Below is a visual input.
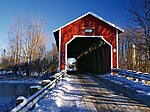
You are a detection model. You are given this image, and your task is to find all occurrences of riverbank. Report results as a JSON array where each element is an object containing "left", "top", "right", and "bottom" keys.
[{"left": 0, "top": 75, "right": 45, "bottom": 84}]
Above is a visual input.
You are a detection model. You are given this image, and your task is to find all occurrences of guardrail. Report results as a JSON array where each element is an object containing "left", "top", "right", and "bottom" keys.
[
  {"left": 112, "top": 69, "right": 150, "bottom": 85},
  {"left": 11, "top": 71, "right": 66, "bottom": 112}
]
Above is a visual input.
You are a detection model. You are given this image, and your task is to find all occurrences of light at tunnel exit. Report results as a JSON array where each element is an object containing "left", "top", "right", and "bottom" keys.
[{"left": 67, "top": 58, "right": 77, "bottom": 71}]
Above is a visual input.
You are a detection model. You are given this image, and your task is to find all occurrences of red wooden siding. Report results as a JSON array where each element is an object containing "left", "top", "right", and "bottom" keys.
[{"left": 60, "top": 14, "right": 117, "bottom": 70}]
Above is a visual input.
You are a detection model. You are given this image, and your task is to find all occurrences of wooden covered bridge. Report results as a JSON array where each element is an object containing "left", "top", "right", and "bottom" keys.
[{"left": 53, "top": 12, "right": 124, "bottom": 74}]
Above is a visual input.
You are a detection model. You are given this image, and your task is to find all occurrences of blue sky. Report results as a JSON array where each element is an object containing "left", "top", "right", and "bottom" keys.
[{"left": 0, "top": 0, "right": 130, "bottom": 51}]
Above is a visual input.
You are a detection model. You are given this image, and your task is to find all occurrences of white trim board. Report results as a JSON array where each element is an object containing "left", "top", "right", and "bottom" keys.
[
  {"left": 53, "top": 12, "right": 124, "bottom": 33},
  {"left": 116, "top": 30, "right": 119, "bottom": 69},
  {"left": 58, "top": 29, "right": 61, "bottom": 71},
  {"left": 65, "top": 35, "right": 113, "bottom": 70}
]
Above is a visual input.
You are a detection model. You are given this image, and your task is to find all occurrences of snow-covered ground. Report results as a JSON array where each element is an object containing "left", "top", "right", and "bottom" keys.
[
  {"left": 0, "top": 79, "right": 41, "bottom": 84},
  {"left": 0, "top": 76, "right": 42, "bottom": 84},
  {"left": 32, "top": 75, "right": 98, "bottom": 112},
  {"left": 32, "top": 73, "right": 150, "bottom": 112},
  {"left": 103, "top": 73, "right": 150, "bottom": 96}
]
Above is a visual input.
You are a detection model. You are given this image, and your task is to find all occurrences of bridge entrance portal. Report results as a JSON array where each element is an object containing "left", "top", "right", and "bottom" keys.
[{"left": 66, "top": 36, "right": 112, "bottom": 73}]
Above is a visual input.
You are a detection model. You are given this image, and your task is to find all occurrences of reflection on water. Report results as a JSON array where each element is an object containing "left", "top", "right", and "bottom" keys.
[{"left": 0, "top": 82, "right": 38, "bottom": 111}]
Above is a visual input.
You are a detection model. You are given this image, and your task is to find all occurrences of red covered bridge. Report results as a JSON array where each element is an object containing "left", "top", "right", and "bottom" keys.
[{"left": 53, "top": 12, "right": 124, "bottom": 73}]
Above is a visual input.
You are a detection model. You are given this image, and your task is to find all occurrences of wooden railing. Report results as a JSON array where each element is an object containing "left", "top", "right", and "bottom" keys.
[
  {"left": 112, "top": 69, "right": 150, "bottom": 85},
  {"left": 11, "top": 71, "right": 66, "bottom": 112}
]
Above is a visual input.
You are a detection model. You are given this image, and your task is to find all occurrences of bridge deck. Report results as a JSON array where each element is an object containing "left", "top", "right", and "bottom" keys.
[{"left": 32, "top": 72, "right": 150, "bottom": 112}]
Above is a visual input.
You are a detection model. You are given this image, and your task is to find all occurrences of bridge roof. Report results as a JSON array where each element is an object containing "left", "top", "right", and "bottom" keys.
[
  {"left": 53, "top": 12, "right": 124, "bottom": 33},
  {"left": 53, "top": 12, "right": 124, "bottom": 50}
]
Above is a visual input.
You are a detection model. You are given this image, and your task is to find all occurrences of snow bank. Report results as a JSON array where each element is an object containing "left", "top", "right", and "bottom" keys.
[
  {"left": 0, "top": 80, "right": 40, "bottom": 84},
  {"left": 0, "top": 77, "right": 41, "bottom": 84},
  {"left": 103, "top": 73, "right": 150, "bottom": 96}
]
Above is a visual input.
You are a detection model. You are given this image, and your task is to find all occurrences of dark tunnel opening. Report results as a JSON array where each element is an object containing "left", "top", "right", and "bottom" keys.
[{"left": 66, "top": 37, "right": 111, "bottom": 74}]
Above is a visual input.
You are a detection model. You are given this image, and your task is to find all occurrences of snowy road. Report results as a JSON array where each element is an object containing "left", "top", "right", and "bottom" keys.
[{"left": 32, "top": 72, "right": 150, "bottom": 112}]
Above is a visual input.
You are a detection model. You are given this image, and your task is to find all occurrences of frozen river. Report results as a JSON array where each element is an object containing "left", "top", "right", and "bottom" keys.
[{"left": 0, "top": 82, "right": 38, "bottom": 111}]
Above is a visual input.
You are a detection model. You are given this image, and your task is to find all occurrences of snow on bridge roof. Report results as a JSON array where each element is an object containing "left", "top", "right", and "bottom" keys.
[{"left": 53, "top": 12, "right": 124, "bottom": 33}]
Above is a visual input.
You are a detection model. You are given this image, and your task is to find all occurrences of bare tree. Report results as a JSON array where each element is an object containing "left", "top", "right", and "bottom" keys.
[
  {"left": 125, "top": 0, "right": 150, "bottom": 72},
  {"left": 45, "top": 44, "right": 58, "bottom": 72},
  {"left": 119, "top": 29, "right": 133, "bottom": 69},
  {"left": 8, "top": 14, "right": 49, "bottom": 75}
]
